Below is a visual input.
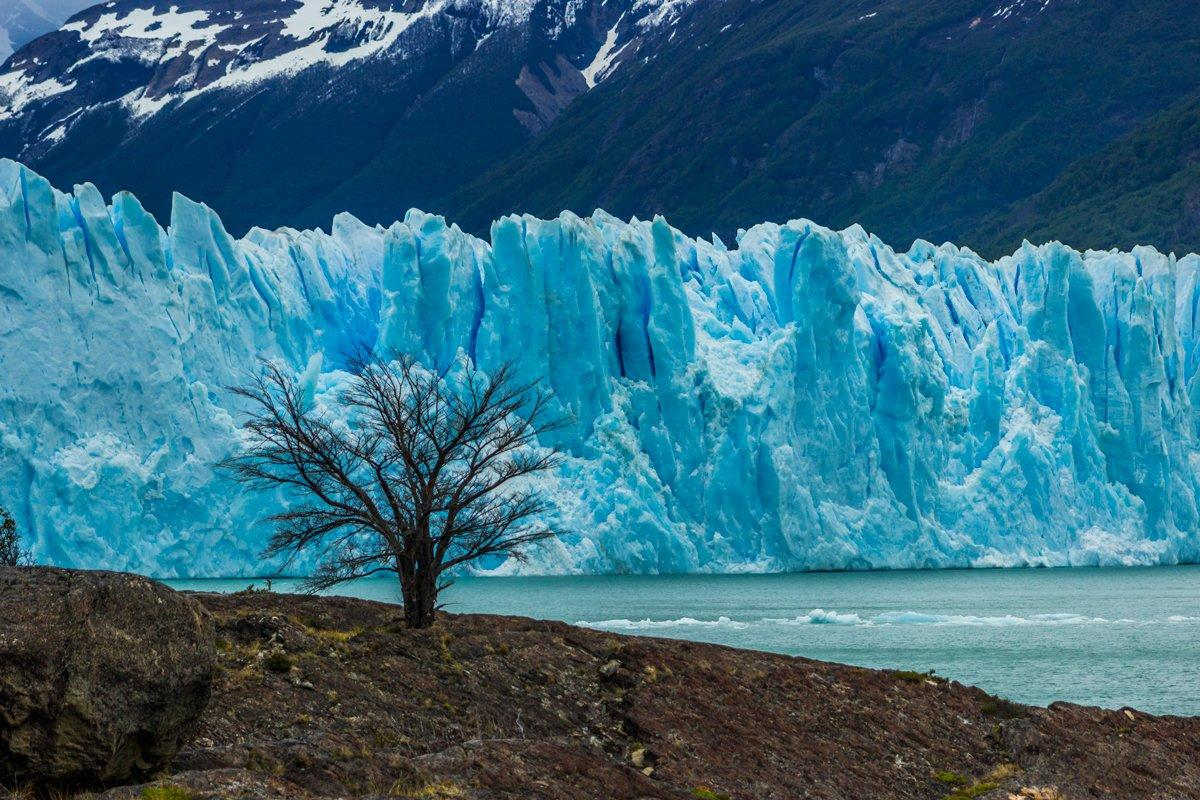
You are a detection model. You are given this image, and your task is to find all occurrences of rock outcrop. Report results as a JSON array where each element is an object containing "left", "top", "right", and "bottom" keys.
[{"left": 0, "top": 567, "right": 215, "bottom": 787}]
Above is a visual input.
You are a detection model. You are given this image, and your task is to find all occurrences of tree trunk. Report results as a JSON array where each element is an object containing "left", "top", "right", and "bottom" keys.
[{"left": 400, "top": 561, "right": 438, "bottom": 629}]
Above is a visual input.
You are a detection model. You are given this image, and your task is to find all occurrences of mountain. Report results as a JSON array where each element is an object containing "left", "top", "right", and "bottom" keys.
[
  {"left": 2, "top": 0, "right": 1200, "bottom": 253},
  {"left": 446, "top": 0, "right": 1200, "bottom": 256},
  {"left": 1, "top": 160, "right": 1198, "bottom": 577},
  {"left": 0, "top": 0, "right": 692, "bottom": 235},
  {"left": 0, "top": 0, "right": 92, "bottom": 61},
  {"left": 976, "top": 92, "right": 1200, "bottom": 255}
]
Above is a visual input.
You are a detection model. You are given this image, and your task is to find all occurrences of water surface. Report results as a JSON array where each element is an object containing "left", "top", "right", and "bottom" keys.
[{"left": 170, "top": 566, "right": 1200, "bottom": 715}]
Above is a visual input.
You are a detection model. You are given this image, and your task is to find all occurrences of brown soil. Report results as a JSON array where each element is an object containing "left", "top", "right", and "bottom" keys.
[{"left": 96, "top": 591, "right": 1200, "bottom": 800}]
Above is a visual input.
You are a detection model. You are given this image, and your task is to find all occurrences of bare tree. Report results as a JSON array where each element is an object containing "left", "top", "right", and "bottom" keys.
[
  {"left": 220, "top": 350, "right": 564, "bottom": 628},
  {"left": 0, "top": 505, "right": 27, "bottom": 567}
]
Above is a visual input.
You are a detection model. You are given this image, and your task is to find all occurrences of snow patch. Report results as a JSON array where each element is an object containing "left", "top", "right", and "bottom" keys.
[{"left": 581, "top": 13, "right": 626, "bottom": 88}]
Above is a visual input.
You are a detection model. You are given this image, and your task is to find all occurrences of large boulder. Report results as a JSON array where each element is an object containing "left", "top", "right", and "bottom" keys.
[{"left": 0, "top": 567, "right": 215, "bottom": 787}]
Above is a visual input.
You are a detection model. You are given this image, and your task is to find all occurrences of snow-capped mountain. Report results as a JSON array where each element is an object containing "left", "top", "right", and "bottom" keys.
[
  {"left": 1, "top": 0, "right": 682, "bottom": 133},
  {"left": 2, "top": 159, "right": 1199, "bottom": 577},
  {"left": 0, "top": 0, "right": 693, "bottom": 234},
  {"left": 0, "top": 0, "right": 93, "bottom": 61}
]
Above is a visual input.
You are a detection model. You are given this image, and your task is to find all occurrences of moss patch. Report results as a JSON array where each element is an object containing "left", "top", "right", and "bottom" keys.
[{"left": 140, "top": 787, "right": 194, "bottom": 800}]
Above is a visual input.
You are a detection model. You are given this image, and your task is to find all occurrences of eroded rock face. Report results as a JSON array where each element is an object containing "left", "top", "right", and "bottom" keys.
[{"left": 0, "top": 567, "right": 215, "bottom": 787}]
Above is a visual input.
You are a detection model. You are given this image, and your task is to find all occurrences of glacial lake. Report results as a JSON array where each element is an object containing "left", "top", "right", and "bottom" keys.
[{"left": 169, "top": 565, "right": 1200, "bottom": 716}]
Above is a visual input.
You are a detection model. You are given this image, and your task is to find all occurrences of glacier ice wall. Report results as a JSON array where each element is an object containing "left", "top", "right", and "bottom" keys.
[{"left": 1, "top": 159, "right": 1198, "bottom": 576}]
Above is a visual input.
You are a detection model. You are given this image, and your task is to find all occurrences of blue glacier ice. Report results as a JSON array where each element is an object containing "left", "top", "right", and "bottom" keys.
[{"left": 0, "top": 159, "right": 1198, "bottom": 577}]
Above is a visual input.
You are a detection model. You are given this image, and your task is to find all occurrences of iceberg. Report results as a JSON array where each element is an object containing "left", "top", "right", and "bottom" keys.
[{"left": 0, "top": 159, "right": 1198, "bottom": 577}]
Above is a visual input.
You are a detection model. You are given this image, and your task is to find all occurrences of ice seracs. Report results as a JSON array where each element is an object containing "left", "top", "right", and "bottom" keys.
[{"left": 0, "top": 159, "right": 1198, "bottom": 576}]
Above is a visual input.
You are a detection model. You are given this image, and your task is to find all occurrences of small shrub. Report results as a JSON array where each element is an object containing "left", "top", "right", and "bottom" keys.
[
  {"left": 263, "top": 650, "right": 294, "bottom": 673},
  {"left": 692, "top": 788, "right": 731, "bottom": 800},
  {"left": 237, "top": 579, "right": 275, "bottom": 594},
  {"left": 0, "top": 505, "right": 28, "bottom": 567},
  {"left": 980, "top": 696, "right": 1026, "bottom": 719}
]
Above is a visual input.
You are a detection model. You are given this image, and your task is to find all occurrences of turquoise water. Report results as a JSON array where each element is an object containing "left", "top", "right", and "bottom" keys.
[{"left": 170, "top": 566, "right": 1200, "bottom": 716}]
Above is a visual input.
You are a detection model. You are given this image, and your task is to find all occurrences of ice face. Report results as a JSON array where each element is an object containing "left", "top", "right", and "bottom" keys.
[{"left": 0, "top": 159, "right": 1197, "bottom": 577}]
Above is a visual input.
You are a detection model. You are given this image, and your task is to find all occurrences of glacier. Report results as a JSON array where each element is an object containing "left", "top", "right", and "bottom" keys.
[{"left": 0, "top": 158, "right": 1198, "bottom": 577}]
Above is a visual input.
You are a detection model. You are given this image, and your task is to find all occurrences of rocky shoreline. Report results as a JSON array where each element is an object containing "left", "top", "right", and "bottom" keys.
[
  {"left": 4, "top": 572, "right": 1200, "bottom": 799},
  {"left": 102, "top": 592, "right": 1200, "bottom": 798}
]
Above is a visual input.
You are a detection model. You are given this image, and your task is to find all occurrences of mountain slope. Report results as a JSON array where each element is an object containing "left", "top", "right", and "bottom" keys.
[
  {"left": 0, "top": 0, "right": 688, "bottom": 234},
  {"left": 977, "top": 92, "right": 1200, "bottom": 255},
  {"left": 446, "top": 0, "right": 1200, "bottom": 255}
]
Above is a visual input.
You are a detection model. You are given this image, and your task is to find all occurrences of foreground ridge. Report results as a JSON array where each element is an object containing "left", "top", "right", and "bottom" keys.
[
  {"left": 97, "top": 590, "right": 1200, "bottom": 799},
  {"left": 0, "top": 159, "right": 1199, "bottom": 575}
]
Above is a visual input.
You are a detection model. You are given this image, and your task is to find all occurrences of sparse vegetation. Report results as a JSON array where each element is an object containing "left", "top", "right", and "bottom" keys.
[
  {"left": 944, "top": 782, "right": 999, "bottom": 800},
  {"left": 1, "top": 785, "right": 95, "bottom": 800},
  {"left": 987, "top": 765, "right": 1020, "bottom": 782},
  {"left": 140, "top": 786, "right": 195, "bottom": 800},
  {"left": 1008, "top": 788, "right": 1064, "bottom": 800},
  {"left": 389, "top": 779, "right": 466, "bottom": 798},
  {"left": 934, "top": 771, "right": 970, "bottom": 786},
  {"left": 937, "top": 765, "right": 1021, "bottom": 800}
]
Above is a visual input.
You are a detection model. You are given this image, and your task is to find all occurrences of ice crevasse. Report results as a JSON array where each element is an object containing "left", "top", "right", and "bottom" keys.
[{"left": 0, "top": 159, "right": 1198, "bottom": 576}]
